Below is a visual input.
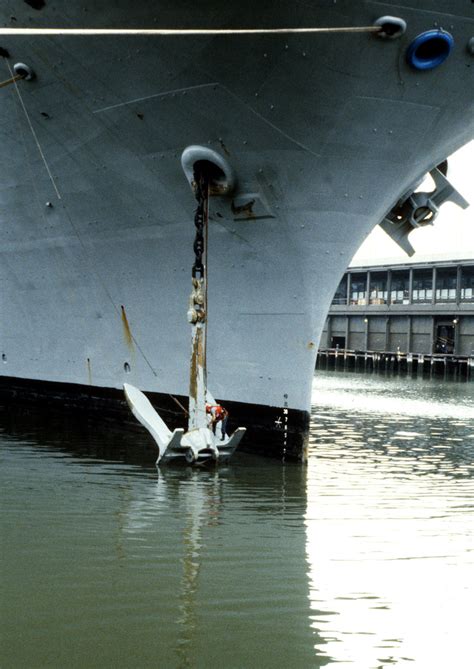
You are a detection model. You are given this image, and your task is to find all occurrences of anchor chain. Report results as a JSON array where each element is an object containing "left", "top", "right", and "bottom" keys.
[
  {"left": 192, "top": 169, "right": 208, "bottom": 280},
  {"left": 188, "top": 166, "right": 210, "bottom": 433},
  {"left": 122, "top": 159, "right": 245, "bottom": 460},
  {"left": 188, "top": 167, "right": 209, "bottom": 325}
]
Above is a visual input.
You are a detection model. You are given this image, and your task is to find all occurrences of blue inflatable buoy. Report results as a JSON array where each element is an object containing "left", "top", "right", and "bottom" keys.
[{"left": 406, "top": 30, "right": 454, "bottom": 70}]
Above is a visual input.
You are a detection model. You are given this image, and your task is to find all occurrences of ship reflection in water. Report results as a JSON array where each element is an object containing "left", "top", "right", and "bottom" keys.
[{"left": 1, "top": 373, "right": 473, "bottom": 668}]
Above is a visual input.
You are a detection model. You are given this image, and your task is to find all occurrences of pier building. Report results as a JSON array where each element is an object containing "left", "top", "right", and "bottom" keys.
[{"left": 318, "top": 259, "right": 474, "bottom": 379}]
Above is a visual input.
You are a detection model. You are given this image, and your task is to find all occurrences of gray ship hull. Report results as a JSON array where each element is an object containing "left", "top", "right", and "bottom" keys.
[{"left": 0, "top": 1, "right": 473, "bottom": 458}]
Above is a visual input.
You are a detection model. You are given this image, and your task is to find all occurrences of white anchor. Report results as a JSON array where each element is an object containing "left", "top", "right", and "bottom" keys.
[{"left": 124, "top": 168, "right": 245, "bottom": 465}]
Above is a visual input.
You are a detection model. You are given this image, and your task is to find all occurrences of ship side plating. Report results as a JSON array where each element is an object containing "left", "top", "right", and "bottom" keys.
[{"left": 0, "top": 1, "right": 473, "bottom": 458}]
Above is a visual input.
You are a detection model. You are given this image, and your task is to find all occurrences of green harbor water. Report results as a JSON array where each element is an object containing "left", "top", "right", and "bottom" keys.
[{"left": 1, "top": 372, "right": 474, "bottom": 668}]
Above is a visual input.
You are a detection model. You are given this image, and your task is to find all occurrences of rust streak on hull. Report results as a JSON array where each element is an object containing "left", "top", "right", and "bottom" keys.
[{"left": 121, "top": 305, "right": 134, "bottom": 350}]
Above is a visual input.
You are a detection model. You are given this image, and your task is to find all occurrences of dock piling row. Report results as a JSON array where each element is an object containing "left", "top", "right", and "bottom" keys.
[{"left": 317, "top": 348, "right": 472, "bottom": 381}]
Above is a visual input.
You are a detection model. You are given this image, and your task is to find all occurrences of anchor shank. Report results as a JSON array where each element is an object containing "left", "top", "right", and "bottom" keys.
[
  {"left": 188, "top": 168, "right": 209, "bottom": 431},
  {"left": 189, "top": 320, "right": 207, "bottom": 430}
]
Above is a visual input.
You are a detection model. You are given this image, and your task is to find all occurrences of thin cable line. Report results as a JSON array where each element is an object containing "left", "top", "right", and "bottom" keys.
[
  {"left": 4, "top": 63, "right": 188, "bottom": 415},
  {"left": 0, "top": 73, "right": 24, "bottom": 88},
  {"left": 6, "top": 60, "right": 62, "bottom": 200},
  {"left": 0, "top": 26, "right": 381, "bottom": 36},
  {"left": 6, "top": 64, "right": 161, "bottom": 383},
  {"left": 5, "top": 63, "right": 162, "bottom": 382},
  {"left": 59, "top": 208, "right": 161, "bottom": 380}
]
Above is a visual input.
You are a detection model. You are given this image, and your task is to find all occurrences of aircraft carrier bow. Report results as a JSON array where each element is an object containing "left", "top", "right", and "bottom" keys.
[{"left": 0, "top": 1, "right": 472, "bottom": 459}]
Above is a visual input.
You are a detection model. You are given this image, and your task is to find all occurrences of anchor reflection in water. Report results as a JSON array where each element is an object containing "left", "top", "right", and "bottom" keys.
[{"left": 171, "top": 470, "right": 223, "bottom": 667}]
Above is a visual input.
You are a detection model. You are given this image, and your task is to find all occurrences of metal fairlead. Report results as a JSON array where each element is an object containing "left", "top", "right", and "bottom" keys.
[
  {"left": 373, "top": 16, "right": 407, "bottom": 39},
  {"left": 380, "top": 166, "right": 469, "bottom": 256},
  {"left": 0, "top": 62, "right": 35, "bottom": 89}
]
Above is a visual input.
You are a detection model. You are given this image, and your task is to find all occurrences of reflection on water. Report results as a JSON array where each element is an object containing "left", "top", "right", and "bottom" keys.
[
  {"left": 1, "top": 373, "right": 473, "bottom": 668},
  {"left": 0, "top": 413, "right": 312, "bottom": 669},
  {"left": 307, "top": 373, "right": 474, "bottom": 668}
]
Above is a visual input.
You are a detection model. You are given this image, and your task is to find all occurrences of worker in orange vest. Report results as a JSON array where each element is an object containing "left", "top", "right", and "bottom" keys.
[{"left": 206, "top": 403, "right": 228, "bottom": 441}]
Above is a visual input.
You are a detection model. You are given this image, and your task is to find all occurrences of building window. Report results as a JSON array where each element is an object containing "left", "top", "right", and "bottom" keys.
[
  {"left": 350, "top": 273, "right": 367, "bottom": 305},
  {"left": 412, "top": 269, "right": 433, "bottom": 303},
  {"left": 391, "top": 270, "right": 409, "bottom": 304},
  {"left": 461, "top": 266, "right": 474, "bottom": 302},
  {"left": 369, "top": 271, "right": 388, "bottom": 304},
  {"left": 332, "top": 275, "right": 348, "bottom": 305},
  {"left": 436, "top": 268, "right": 457, "bottom": 302}
]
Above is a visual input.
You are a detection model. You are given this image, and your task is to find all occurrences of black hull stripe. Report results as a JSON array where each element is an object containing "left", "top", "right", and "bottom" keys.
[{"left": 0, "top": 376, "right": 309, "bottom": 461}]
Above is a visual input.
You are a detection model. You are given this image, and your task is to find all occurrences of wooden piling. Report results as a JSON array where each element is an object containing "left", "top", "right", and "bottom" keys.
[{"left": 316, "top": 349, "right": 472, "bottom": 382}]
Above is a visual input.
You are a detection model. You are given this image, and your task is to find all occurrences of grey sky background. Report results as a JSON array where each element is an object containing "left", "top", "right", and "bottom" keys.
[{"left": 351, "top": 140, "right": 473, "bottom": 267}]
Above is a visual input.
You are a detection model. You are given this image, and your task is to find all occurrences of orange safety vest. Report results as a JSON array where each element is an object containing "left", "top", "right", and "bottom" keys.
[{"left": 206, "top": 404, "right": 226, "bottom": 419}]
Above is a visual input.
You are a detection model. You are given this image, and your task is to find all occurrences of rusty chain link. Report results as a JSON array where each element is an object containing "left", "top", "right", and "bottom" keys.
[{"left": 192, "top": 168, "right": 209, "bottom": 279}]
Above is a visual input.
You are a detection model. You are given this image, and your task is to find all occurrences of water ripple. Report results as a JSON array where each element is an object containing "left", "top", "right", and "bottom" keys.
[{"left": 1, "top": 373, "right": 473, "bottom": 668}]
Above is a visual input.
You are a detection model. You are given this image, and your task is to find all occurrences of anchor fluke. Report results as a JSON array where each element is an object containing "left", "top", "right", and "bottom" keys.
[
  {"left": 124, "top": 383, "right": 245, "bottom": 465},
  {"left": 124, "top": 383, "right": 185, "bottom": 463}
]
